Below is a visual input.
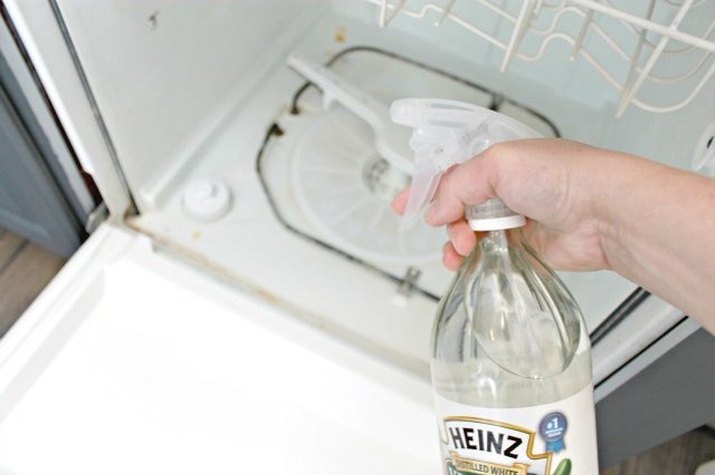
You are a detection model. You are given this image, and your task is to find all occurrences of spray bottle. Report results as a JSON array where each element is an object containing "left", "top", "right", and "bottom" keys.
[{"left": 391, "top": 99, "right": 599, "bottom": 475}]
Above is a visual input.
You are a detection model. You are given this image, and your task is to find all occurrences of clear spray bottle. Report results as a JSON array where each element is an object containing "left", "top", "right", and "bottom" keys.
[{"left": 391, "top": 99, "right": 598, "bottom": 475}]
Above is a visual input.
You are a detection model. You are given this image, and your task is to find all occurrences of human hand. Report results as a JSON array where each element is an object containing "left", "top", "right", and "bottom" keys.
[
  {"left": 393, "top": 139, "right": 616, "bottom": 272},
  {"left": 395, "top": 137, "right": 715, "bottom": 331}
]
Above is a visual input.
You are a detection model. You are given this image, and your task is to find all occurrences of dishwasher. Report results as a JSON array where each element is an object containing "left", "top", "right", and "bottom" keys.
[{"left": 0, "top": 1, "right": 713, "bottom": 473}]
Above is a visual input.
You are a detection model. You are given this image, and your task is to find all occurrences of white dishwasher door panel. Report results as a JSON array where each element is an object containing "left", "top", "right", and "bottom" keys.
[{"left": 0, "top": 225, "right": 438, "bottom": 474}]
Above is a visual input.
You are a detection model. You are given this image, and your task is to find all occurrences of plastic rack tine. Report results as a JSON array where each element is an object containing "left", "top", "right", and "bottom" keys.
[
  {"left": 567, "top": 0, "right": 714, "bottom": 52},
  {"left": 435, "top": 0, "right": 457, "bottom": 26},
  {"left": 618, "top": 0, "right": 656, "bottom": 106},
  {"left": 616, "top": 0, "right": 694, "bottom": 117},
  {"left": 379, "top": 0, "right": 406, "bottom": 28},
  {"left": 501, "top": 0, "right": 538, "bottom": 72},
  {"left": 365, "top": 0, "right": 715, "bottom": 115},
  {"left": 635, "top": 56, "right": 715, "bottom": 114},
  {"left": 571, "top": 3, "right": 596, "bottom": 60}
]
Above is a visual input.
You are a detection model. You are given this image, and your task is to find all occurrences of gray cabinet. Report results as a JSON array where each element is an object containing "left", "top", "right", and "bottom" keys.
[
  {"left": 596, "top": 325, "right": 715, "bottom": 467},
  {"left": 0, "top": 24, "right": 93, "bottom": 257}
]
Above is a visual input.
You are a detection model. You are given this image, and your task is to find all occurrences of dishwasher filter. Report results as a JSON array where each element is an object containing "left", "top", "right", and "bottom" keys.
[
  {"left": 289, "top": 106, "right": 439, "bottom": 264},
  {"left": 257, "top": 48, "right": 559, "bottom": 288}
]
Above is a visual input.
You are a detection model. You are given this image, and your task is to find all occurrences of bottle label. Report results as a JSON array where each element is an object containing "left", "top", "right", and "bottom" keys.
[{"left": 434, "top": 385, "right": 598, "bottom": 475}]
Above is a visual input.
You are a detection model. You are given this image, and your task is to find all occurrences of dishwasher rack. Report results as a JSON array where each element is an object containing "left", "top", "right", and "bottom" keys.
[{"left": 366, "top": 0, "right": 715, "bottom": 116}]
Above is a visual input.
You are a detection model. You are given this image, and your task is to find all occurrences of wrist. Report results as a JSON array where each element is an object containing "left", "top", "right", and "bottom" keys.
[{"left": 586, "top": 150, "right": 637, "bottom": 274}]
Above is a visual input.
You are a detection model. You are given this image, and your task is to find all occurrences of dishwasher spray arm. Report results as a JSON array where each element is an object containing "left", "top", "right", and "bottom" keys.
[{"left": 287, "top": 54, "right": 414, "bottom": 175}]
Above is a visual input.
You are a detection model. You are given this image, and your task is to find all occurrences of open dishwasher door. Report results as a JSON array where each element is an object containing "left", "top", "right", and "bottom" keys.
[
  {"left": 0, "top": 224, "right": 438, "bottom": 474},
  {"left": 3, "top": 0, "right": 715, "bottom": 470}
]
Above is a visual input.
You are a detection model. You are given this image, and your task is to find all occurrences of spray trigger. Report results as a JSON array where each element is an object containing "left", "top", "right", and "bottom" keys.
[{"left": 390, "top": 98, "right": 541, "bottom": 230}]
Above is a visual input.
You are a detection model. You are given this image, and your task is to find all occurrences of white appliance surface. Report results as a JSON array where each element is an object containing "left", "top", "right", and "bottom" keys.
[
  {"left": 122, "top": 6, "right": 635, "bottom": 372},
  {"left": 2, "top": 7, "right": 713, "bottom": 471},
  {"left": 0, "top": 225, "right": 438, "bottom": 474},
  {"left": 11, "top": 0, "right": 711, "bottom": 380}
]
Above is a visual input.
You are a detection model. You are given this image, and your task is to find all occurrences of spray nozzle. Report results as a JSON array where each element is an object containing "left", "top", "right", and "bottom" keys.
[{"left": 390, "top": 98, "right": 541, "bottom": 230}]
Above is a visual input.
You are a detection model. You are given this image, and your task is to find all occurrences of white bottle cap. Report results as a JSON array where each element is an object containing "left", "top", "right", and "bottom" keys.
[{"left": 467, "top": 198, "right": 525, "bottom": 231}]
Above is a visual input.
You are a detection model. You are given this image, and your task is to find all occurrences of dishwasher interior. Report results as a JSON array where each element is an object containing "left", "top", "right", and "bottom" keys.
[{"left": 45, "top": 0, "right": 715, "bottom": 375}]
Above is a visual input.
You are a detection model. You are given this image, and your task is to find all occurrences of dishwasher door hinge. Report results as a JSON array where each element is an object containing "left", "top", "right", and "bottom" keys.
[{"left": 84, "top": 201, "right": 108, "bottom": 234}]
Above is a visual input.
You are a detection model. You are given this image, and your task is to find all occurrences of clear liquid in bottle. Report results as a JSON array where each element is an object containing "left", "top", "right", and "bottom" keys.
[{"left": 431, "top": 223, "right": 598, "bottom": 475}]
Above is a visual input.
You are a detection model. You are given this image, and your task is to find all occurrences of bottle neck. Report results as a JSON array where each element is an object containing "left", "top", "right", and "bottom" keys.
[
  {"left": 484, "top": 229, "right": 510, "bottom": 253},
  {"left": 459, "top": 228, "right": 524, "bottom": 273}
]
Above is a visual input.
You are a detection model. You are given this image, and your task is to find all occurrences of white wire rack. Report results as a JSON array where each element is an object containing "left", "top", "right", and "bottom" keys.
[{"left": 365, "top": 0, "right": 715, "bottom": 116}]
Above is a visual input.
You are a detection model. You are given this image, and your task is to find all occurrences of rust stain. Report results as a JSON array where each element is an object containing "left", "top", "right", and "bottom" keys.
[
  {"left": 122, "top": 217, "right": 429, "bottom": 379},
  {"left": 124, "top": 218, "right": 286, "bottom": 307},
  {"left": 334, "top": 26, "right": 347, "bottom": 44}
]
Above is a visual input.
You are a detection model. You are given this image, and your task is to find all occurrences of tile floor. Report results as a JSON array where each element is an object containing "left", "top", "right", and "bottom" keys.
[
  {"left": 601, "top": 428, "right": 715, "bottom": 474},
  {"left": 0, "top": 227, "right": 66, "bottom": 337}
]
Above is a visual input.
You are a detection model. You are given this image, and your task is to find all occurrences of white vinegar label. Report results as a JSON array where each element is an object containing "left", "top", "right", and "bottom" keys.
[{"left": 435, "top": 385, "right": 598, "bottom": 475}]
